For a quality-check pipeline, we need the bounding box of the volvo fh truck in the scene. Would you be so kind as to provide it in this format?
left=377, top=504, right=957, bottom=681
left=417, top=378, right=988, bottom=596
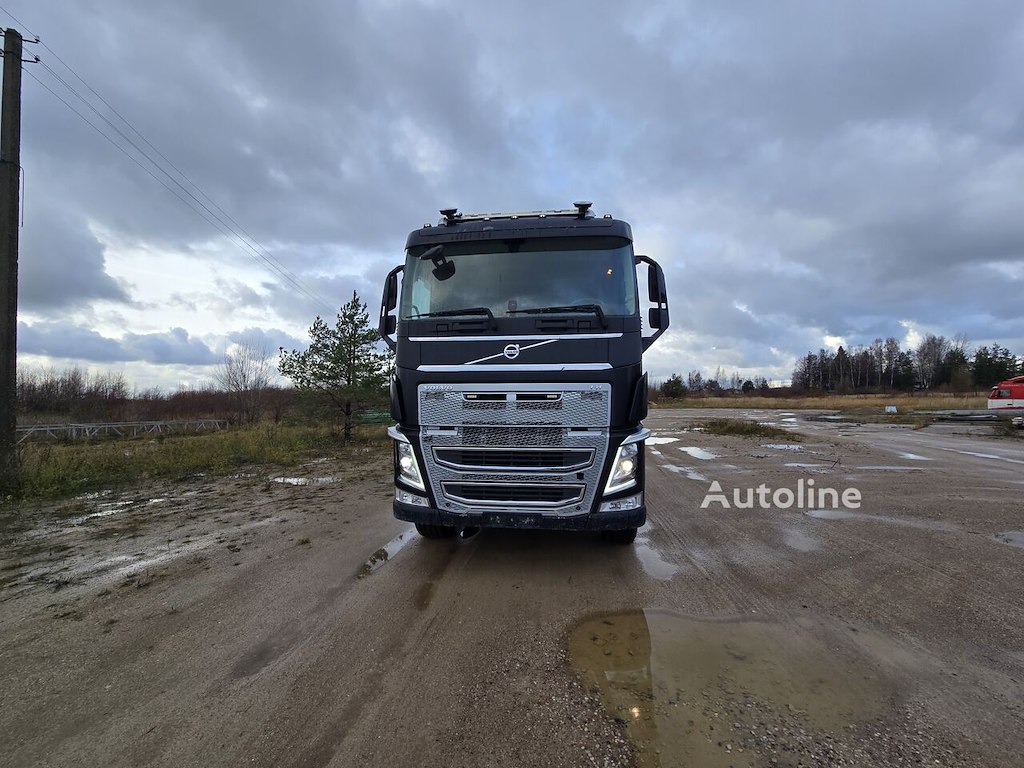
left=378, top=202, right=669, bottom=544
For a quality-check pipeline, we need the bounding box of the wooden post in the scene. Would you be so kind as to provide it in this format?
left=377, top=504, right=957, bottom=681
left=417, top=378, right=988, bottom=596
left=0, top=27, right=23, bottom=495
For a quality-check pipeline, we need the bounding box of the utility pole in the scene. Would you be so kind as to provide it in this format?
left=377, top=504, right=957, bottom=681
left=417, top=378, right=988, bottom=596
left=0, top=27, right=23, bottom=495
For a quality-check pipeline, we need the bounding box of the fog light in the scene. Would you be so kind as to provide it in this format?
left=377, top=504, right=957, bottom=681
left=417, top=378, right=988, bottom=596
left=600, top=493, right=642, bottom=512
left=395, top=488, right=429, bottom=507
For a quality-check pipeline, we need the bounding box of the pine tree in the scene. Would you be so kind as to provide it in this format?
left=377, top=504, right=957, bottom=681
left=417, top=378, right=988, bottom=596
left=278, top=291, right=393, bottom=438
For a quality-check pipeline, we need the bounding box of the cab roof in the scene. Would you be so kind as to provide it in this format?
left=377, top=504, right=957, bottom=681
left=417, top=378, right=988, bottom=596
left=404, top=203, right=633, bottom=249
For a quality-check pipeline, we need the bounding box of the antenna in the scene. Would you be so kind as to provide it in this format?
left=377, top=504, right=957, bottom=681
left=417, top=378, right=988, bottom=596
left=573, top=200, right=593, bottom=219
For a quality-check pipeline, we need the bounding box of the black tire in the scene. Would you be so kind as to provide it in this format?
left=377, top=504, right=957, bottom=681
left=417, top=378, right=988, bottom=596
left=415, top=523, right=458, bottom=539
left=602, top=528, right=638, bottom=545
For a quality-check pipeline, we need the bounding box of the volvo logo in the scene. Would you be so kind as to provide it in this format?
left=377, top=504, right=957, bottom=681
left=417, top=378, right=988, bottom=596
left=463, top=339, right=558, bottom=366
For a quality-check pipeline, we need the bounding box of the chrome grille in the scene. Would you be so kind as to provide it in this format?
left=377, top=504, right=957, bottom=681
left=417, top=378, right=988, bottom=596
left=418, top=383, right=610, bottom=516
left=433, top=447, right=594, bottom=472
left=419, top=383, right=610, bottom=428
left=441, top=482, right=585, bottom=507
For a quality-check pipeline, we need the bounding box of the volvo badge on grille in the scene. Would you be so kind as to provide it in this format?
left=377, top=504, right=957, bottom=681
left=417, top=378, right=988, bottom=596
left=503, top=344, right=520, bottom=360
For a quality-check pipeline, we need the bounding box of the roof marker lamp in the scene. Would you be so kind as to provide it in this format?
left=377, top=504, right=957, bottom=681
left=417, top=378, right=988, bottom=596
left=604, top=440, right=639, bottom=495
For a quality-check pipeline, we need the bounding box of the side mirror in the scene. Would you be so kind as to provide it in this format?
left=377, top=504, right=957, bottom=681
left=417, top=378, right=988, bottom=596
left=378, top=265, right=404, bottom=350
left=636, top=255, right=669, bottom=351
left=648, top=307, right=668, bottom=329
left=384, top=272, right=398, bottom=311
left=647, top=262, right=666, bottom=304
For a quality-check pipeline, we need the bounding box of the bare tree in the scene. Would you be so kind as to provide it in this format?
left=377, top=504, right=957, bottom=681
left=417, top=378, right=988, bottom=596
left=215, top=340, right=273, bottom=424
left=914, top=334, right=949, bottom=390
left=883, top=337, right=900, bottom=389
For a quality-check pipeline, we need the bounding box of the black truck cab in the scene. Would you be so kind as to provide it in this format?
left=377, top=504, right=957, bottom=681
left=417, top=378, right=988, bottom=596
left=378, top=202, right=669, bottom=544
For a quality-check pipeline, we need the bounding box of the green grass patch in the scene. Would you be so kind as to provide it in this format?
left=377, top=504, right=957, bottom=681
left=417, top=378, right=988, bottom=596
left=697, top=419, right=804, bottom=441
left=11, top=423, right=390, bottom=501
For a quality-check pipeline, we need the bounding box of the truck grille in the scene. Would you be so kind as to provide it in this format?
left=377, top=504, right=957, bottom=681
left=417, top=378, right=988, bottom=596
left=419, top=384, right=609, bottom=428
left=441, top=482, right=585, bottom=507
left=418, top=383, right=610, bottom=516
left=433, top=447, right=594, bottom=472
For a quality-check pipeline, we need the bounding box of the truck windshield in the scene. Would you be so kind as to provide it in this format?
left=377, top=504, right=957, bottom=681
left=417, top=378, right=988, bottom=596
left=400, top=236, right=637, bottom=320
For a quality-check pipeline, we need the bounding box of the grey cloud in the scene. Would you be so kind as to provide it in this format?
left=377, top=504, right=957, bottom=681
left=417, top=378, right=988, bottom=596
left=226, top=327, right=307, bottom=356
left=19, top=200, right=131, bottom=311
left=19, top=322, right=218, bottom=365
left=7, top=0, right=1024, bottom=384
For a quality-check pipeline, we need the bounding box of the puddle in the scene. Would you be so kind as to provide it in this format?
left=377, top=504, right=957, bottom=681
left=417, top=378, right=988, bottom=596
left=569, top=611, right=897, bottom=768
left=12, top=516, right=287, bottom=593
left=939, top=449, right=1024, bottom=466
left=633, top=524, right=680, bottom=581
left=647, top=437, right=679, bottom=445
left=358, top=527, right=417, bottom=577
left=75, top=490, right=112, bottom=501
left=854, top=466, right=925, bottom=472
left=784, top=462, right=832, bottom=472
left=762, top=444, right=803, bottom=451
left=994, top=531, right=1024, bottom=549
left=270, top=476, right=338, bottom=486
left=805, top=509, right=955, bottom=531
left=895, top=452, right=932, bottom=461
left=660, top=464, right=709, bottom=482
left=68, top=501, right=137, bottom=526
left=781, top=526, right=821, bottom=552
left=678, top=447, right=719, bottom=461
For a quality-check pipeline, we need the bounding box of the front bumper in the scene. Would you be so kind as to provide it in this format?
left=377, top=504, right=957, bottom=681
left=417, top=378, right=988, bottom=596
left=393, top=499, right=645, bottom=531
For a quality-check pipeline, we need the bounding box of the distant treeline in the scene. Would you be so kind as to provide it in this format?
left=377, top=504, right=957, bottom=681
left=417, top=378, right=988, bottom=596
left=791, top=336, right=1020, bottom=394
left=657, top=370, right=772, bottom=399
left=654, top=336, right=1021, bottom=399
left=16, top=367, right=292, bottom=424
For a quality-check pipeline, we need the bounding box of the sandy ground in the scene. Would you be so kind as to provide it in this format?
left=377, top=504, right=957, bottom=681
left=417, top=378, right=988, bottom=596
left=1, top=412, right=1022, bottom=767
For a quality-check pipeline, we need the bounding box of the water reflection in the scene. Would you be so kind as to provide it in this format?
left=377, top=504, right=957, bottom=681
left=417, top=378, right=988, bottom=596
left=569, top=610, right=897, bottom=767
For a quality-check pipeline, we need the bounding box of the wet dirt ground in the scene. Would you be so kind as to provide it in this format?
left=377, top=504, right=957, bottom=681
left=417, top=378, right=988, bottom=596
left=1, top=411, right=1022, bottom=767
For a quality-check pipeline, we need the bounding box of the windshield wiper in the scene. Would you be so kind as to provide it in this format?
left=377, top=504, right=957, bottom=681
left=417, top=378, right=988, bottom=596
left=409, top=307, right=495, bottom=322
left=508, top=304, right=607, bottom=328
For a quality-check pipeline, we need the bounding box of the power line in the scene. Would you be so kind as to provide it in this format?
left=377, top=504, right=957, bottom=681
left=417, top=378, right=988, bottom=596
left=34, top=55, right=333, bottom=313
left=0, top=6, right=35, bottom=39
left=32, top=62, right=335, bottom=313
left=24, top=68, right=334, bottom=314
left=2, top=5, right=338, bottom=316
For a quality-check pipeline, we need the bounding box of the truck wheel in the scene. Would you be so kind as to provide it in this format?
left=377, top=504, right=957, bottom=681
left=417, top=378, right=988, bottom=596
left=603, top=528, right=637, bottom=545
left=415, top=523, right=458, bottom=539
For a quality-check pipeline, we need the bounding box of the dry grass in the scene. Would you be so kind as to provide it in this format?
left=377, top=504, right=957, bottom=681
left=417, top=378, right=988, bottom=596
left=11, top=423, right=390, bottom=501
left=655, top=393, right=987, bottom=412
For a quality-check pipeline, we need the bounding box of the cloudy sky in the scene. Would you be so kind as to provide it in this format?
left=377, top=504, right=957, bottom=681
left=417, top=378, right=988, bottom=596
left=5, top=0, right=1023, bottom=390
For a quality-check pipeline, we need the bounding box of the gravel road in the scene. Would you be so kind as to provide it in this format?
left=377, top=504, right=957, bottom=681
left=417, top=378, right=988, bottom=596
left=1, top=411, right=1022, bottom=767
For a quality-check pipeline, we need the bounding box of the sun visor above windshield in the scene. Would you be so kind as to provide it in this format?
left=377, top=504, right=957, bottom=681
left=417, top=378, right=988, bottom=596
left=405, top=216, right=632, bottom=249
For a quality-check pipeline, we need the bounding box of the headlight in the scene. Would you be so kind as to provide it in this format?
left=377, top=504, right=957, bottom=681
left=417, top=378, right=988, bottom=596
left=604, top=441, right=639, bottom=495
left=395, top=438, right=425, bottom=491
